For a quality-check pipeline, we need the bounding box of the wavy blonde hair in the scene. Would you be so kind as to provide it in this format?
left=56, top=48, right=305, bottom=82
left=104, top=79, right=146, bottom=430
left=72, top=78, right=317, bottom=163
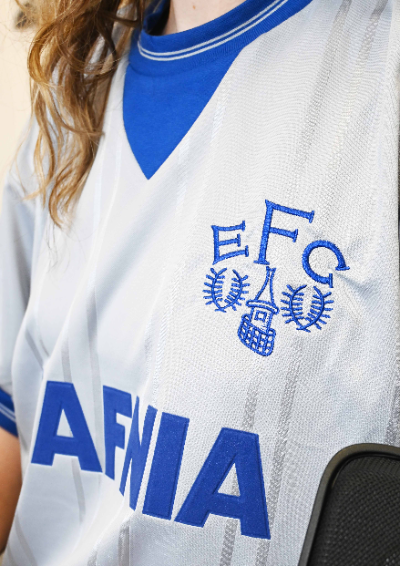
left=16, top=0, right=150, bottom=227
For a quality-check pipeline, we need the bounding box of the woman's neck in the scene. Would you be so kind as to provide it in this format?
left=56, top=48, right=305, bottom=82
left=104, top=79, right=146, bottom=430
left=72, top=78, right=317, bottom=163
left=162, top=0, right=246, bottom=34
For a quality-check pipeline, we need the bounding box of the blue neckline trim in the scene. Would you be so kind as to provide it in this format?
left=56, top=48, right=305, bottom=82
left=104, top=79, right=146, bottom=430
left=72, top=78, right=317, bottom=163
left=130, top=0, right=314, bottom=75
left=124, top=0, right=314, bottom=179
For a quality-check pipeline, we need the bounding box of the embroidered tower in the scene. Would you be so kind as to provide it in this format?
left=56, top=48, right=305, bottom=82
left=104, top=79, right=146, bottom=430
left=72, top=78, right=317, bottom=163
left=238, top=264, right=279, bottom=357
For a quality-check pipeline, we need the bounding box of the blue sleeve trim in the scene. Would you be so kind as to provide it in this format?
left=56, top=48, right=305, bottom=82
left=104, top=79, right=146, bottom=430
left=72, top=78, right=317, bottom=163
left=0, top=389, right=18, bottom=437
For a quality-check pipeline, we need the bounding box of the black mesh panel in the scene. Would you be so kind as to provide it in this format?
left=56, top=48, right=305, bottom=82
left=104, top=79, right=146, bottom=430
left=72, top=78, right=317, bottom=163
left=308, top=456, right=400, bottom=566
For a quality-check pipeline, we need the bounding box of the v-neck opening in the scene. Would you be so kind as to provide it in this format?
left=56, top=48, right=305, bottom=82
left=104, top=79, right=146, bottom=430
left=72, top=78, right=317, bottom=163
left=118, top=52, right=225, bottom=184
left=123, top=0, right=314, bottom=180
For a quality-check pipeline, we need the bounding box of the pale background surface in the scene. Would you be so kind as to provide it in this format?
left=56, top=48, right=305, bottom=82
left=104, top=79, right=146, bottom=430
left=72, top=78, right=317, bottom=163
left=0, top=2, right=30, bottom=558
left=0, top=0, right=31, bottom=202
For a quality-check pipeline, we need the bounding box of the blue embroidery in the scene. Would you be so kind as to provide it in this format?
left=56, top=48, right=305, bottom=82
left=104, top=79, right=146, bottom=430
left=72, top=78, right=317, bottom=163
left=32, top=386, right=272, bottom=539
left=119, top=398, right=157, bottom=510
left=175, top=428, right=270, bottom=539
left=32, top=381, right=102, bottom=472
left=238, top=265, right=279, bottom=356
left=302, top=240, right=349, bottom=288
left=104, top=386, right=132, bottom=480
left=255, top=200, right=314, bottom=265
left=143, top=412, right=189, bottom=520
left=203, top=268, right=250, bottom=312
left=212, top=222, right=249, bottom=265
left=281, top=284, right=334, bottom=332
left=204, top=200, right=349, bottom=351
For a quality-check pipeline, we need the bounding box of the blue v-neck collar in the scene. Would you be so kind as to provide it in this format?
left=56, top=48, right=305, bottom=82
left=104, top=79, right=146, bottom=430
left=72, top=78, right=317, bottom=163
left=125, top=0, right=313, bottom=178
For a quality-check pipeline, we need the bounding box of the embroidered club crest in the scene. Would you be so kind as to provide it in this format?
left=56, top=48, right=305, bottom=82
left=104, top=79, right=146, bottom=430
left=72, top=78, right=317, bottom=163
left=238, top=265, right=279, bottom=357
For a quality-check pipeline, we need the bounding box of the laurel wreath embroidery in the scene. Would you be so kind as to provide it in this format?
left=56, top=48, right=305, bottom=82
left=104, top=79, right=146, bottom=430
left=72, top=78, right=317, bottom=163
left=203, top=268, right=250, bottom=312
left=280, top=284, right=334, bottom=332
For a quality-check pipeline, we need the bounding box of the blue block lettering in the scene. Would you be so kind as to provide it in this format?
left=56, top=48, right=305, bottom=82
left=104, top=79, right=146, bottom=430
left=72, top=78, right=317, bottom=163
left=256, top=200, right=314, bottom=265
left=104, top=386, right=132, bottom=480
left=175, top=428, right=270, bottom=539
left=31, top=381, right=102, bottom=472
left=143, top=412, right=189, bottom=519
left=119, top=397, right=157, bottom=510
left=212, top=222, right=249, bottom=265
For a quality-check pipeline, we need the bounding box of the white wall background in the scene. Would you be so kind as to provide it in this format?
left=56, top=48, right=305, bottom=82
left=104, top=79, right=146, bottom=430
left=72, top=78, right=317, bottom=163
left=0, top=0, right=31, bottom=199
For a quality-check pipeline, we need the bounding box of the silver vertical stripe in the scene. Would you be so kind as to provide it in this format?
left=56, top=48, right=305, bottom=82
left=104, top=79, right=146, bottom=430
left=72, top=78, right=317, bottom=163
left=118, top=515, right=131, bottom=566
left=255, top=341, right=303, bottom=566
left=219, top=373, right=262, bottom=565
left=19, top=329, right=44, bottom=453
left=14, top=515, right=37, bottom=566
left=386, top=382, right=400, bottom=446
left=381, top=0, right=399, bottom=447
left=61, top=332, right=72, bottom=383
left=152, top=131, right=191, bottom=407
left=219, top=1, right=354, bottom=564
left=86, top=288, right=104, bottom=465
left=256, top=0, right=389, bottom=564
left=82, top=72, right=127, bottom=564
left=152, top=64, right=235, bottom=408
left=38, top=335, right=49, bottom=358
left=72, top=458, right=87, bottom=523
left=86, top=132, right=123, bottom=469
left=62, top=333, right=86, bottom=524
left=220, top=519, right=239, bottom=566
left=219, top=478, right=241, bottom=566
left=291, top=0, right=351, bottom=173
left=25, top=330, right=43, bottom=369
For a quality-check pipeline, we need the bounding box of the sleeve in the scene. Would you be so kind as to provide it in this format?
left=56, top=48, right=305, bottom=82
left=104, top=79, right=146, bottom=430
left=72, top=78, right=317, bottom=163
left=0, top=123, right=38, bottom=436
left=0, top=389, right=17, bottom=437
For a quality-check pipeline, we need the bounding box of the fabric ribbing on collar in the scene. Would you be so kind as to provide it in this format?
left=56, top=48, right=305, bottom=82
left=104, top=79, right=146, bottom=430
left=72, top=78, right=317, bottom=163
left=125, top=0, right=314, bottom=178
left=132, top=0, right=313, bottom=73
